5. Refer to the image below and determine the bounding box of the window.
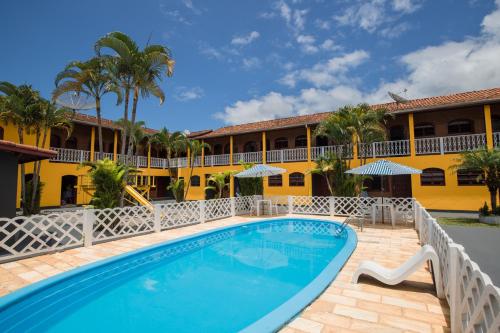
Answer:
[274,137,288,149]
[295,135,307,148]
[190,176,200,187]
[389,126,405,140]
[421,168,445,186]
[224,143,230,154]
[50,134,62,148]
[289,172,305,186]
[457,169,485,186]
[448,119,473,134]
[492,116,500,132]
[414,123,435,138]
[0,126,4,140]
[244,141,258,152]
[268,175,282,187]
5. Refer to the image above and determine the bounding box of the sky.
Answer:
[1,0,500,132]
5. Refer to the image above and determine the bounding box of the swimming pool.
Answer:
[0,218,357,332]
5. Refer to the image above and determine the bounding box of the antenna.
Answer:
[388,89,409,104]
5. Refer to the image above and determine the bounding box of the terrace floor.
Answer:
[0,215,450,333]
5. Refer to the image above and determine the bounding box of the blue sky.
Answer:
[1,0,500,132]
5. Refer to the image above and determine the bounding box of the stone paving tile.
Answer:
[0,214,450,332]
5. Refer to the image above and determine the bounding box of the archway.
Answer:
[61,175,77,205]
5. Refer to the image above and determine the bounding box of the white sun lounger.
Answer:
[352,244,444,298]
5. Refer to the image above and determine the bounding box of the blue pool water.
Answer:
[0,218,356,333]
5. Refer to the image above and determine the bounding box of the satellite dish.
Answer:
[55,92,95,111]
[388,89,409,104]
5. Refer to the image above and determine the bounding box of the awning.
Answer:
[235,164,286,178]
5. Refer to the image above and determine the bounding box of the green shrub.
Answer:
[85,159,130,209]
[24,180,44,215]
[479,202,490,216]
[168,178,185,202]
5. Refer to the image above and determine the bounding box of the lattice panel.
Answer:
[205,198,232,221]
[93,206,154,242]
[333,197,378,216]
[291,196,330,215]
[0,212,84,261]
[159,201,201,229]
[235,196,254,215]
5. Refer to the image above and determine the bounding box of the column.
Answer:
[352,134,359,162]
[113,130,118,162]
[90,127,95,162]
[408,112,416,156]
[484,104,493,149]
[262,131,267,164]
[229,135,234,166]
[306,126,311,162]
[147,145,151,169]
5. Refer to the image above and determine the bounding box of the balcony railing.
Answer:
[310,144,353,160]
[93,152,114,161]
[50,148,90,163]
[494,132,500,148]
[233,152,262,164]
[266,148,308,163]
[204,154,230,166]
[169,157,188,168]
[150,157,168,168]
[358,140,410,158]
[415,133,486,155]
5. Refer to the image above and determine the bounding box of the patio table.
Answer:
[371,203,396,227]
[256,199,272,216]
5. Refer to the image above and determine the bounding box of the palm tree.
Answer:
[114,118,147,155]
[205,171,234,199]
[184,139,210,200]
[315,103,391,165]
[95,32,174,160]
[53,56,121,154]
[453,149,500,211]
[149,128,186,181]
[0,82,41,212]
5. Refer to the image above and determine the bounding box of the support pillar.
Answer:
[90,127,95,162]
[484,104,493,149]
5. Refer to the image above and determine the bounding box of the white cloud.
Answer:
[198,43,224,60]
[392,0,420,13]
[380,22,411,39]
[231,31,260,46]
[274,0,308,34]
[174,86,204,101]
[315,19,330,30]
[320,39,341,51]
[242,57,261,70]
[258,11,276,19]
[217,2,500,125]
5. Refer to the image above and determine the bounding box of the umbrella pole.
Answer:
[381,175,385,224]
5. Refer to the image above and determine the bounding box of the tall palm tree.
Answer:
[95,32,174,160]
[315,103,391,165]
[453,149,500,211]
[53,56,122,154]
[184,139,210,200]
[0,82,41,212]
[149,127,186,181]
[114,118,146,155]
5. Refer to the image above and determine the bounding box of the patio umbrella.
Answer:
[234,164,286,178]
[346,159,421,223]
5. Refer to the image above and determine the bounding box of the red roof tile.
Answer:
[0,140,57,163]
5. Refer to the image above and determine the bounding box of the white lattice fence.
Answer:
[290,196,330,215]
[158,201,201,229]
[92,206,155,242]
[205,198,232,221]
[235,196,255,215]
[0,212,84,262]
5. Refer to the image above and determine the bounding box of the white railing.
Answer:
[233,151,262,164]
[93,152,114,161]
[310,144,353,160]
[137,156,148,168]
[150,157,168,169]
[358,140,410,158]
[266,148,308,163]
[50,148,90,163]
[494,132,500,148]
[415,133,487,155]
[415,201,500,333]
[204,154,230,166]
[168,157,188,168]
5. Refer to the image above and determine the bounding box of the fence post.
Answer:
[448,243,464,333]
[83,209,95,247]
[153,205,162,232]
[329,197,335,216]
[231,197,236,216]
[439,137,444,154]
[200,200,206,223]
[280,150,284,163]
[288,196,293,214]
[372,142,376,158]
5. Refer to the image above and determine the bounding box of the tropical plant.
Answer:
[236,161,263,196]
[24,180,44,214]
[452,149,500,212]
[83,158,135,208]
[315,103,391,165]
[309,152,365,197]
[53,56,122,153]
[148,127,185,181]
[114,118,146,154]
[205,171,234,199]
[95,32,174,160]
[184,139,209,200]
[167,178,185,203]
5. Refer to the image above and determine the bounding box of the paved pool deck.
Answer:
[0,215,450,333]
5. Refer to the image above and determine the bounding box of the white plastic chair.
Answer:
[270,198,280,215]
[352,244,444,298]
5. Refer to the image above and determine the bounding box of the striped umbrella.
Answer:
[346,159,421,223]
[234,164,286,178]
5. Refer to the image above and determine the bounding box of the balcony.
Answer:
[94,152,114,161]
[494,132,500,148]
[415,133,486,155]
[50,148,90,163]
[204,154,230,166]
[266,148,308,163]
[233,152,263,164]
[311,145,353,160]
[358,140,410,158]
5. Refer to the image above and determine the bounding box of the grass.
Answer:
[437,217,500,228]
